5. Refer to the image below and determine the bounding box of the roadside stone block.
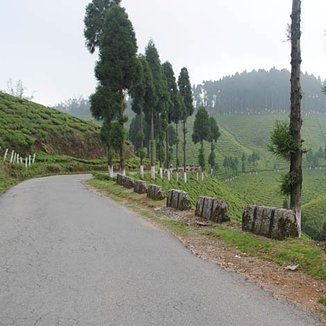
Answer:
[147,184,165,200]
[123,176,135,189]
[116,173,123,186]
[116,174,134,189]
[167,189,191,210]
[134,180,148,194]
[242,205,298,240]
[195,196,229,223]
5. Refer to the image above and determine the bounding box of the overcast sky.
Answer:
[0,0,325,106]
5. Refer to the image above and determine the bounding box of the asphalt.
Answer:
[0,174,323,326]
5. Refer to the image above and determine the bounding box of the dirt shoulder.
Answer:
[86,180,326,322]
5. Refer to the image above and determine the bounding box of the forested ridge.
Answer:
[193,68,326,114]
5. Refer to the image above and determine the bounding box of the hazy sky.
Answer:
[0,0,325,106]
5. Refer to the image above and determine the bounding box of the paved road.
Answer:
[0,175,323,326]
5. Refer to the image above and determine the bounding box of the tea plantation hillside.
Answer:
[180,112,326,172]
[0,92,104,158]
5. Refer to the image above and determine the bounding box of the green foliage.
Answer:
[192,107,210,144]
[178,67,194,120]
[198,147,205,170]
[269,120,297,161]
[318,296,326,306]
[0,92,101,156]
[84,0,122,54]
[280,172,294,196]
[110,121,126,151]
[208,116,220,142]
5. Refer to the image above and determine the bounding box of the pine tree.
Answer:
[88,4,137,175]
[162,61,181,179]
[145,41,168,179]
[178,68,194,182]
[84,0,121,54]
[207,116,220,173]
[192,107,210,175]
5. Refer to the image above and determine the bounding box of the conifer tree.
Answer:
[145,41,167,179]
[207,116,220,174]
[162,61,179,179]
[192,107,210,176]
[178,68,194,182]
[84,0,121,53]
[85,3,138,175]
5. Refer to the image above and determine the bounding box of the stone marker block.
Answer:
[123,176,135,189]
[116,173,123,185]
[167,189,191,210]
[116,174,134,189]
[242,205,298,240]
[195,196,229,223]
[147,184,165,200]
[134,180,148,194]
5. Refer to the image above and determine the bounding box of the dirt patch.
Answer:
[156,206,326,322]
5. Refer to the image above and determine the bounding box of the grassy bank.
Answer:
[88,175,326,282]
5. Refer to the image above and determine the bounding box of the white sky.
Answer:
[0,0,325,106]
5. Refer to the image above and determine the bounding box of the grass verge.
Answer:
[87,175,326,282]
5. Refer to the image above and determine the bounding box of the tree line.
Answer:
[193,68,326,114]
[84,0,220,182]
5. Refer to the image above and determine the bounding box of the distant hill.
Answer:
[0,92,105,158]
[53,96,135,124]
[193,68,326,114]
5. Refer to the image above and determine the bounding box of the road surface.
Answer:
[0,175,323,326]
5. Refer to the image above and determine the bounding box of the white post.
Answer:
[196,172,199,181]
[32,153,36,164]
[10,151,14,163]
[140,165,144,179]
[151,166,156,180]
[28,155,31,166]
[3,149,8,161]
[17,154,20,164]
[184,172,187,183]
[13,153,17,164]
[176,171,179,182]
[108,165,114,178]
[167,169,171,181]
[121,168,126,176]
[201,172,204,181]
[159,167,163,179]
[20,157,23,164]
[25,157,28,168]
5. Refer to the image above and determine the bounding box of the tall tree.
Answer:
[130,56,146,177]
[289,0,303,236]
[90,85,119,176]
[145,41,167,179]
[207,116,220,173]
[178,67,194,182]
[192,107,210,176]
[162,61,179,178]
[84,0,121,53]
[86,4,138,175]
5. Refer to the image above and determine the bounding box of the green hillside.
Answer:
[178,112,326,171]
[0,92,104,158]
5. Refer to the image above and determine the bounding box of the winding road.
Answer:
[0,175,323,326]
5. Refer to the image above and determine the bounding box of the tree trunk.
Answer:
[166,125,170,169]
[289,0,303,236]
[119,98,126,176]
[150,109,155,179]
[183,120,187,182]
[107,145,114,178]
[140,111,144,179]
[175,123,179,169]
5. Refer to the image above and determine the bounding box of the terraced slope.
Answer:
[0,92,104,158]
